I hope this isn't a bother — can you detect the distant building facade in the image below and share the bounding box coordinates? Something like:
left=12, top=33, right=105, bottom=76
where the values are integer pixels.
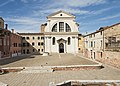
left=43, top=10, right=79, bottom=54
left=84, top=29, right=104, bottom=59
left=0, top=17, right=11, bottom=59
left=78, top=34, right=84, bottom=53
left=10, top=29, right=22, bottom=57
left=84, top=23, right=120, bottom=60
left=19, top=33, right=44, bottom=54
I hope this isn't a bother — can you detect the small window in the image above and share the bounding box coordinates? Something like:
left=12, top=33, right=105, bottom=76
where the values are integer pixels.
left=41, top=37, right=44, bottom=40
left=94, top=41, right=95, bottom=47
left=60, top=14, right=62, bottom=16
left=91, top=41, right=93, bottom=47
left=101, top=52, right=102, bottom=58
left=68, top=37, right=71, bottom=45
left=26, top=37, right=29, bottom=40
left=52, top=37, right=55, bottom=45
left=79, top=48, right=81, bottom=50
left=33, top=49, right=35, bottom=52
left=27, top=43, right=29, bottom=47
left=23, top=43, right=26, bottom=47
left=78, top=38, right=81, bottom=40
left=38, top=42, right=40, bottom=46
left=22, top=37, right=25, bottom=39
left=38, top=49, right=40, bottom=51
left=32, top=42, right=35, bottom=46
left=38, top=37, right=40, bottom=40
left=101, top=31, right=102, bottom=35
left=42, top=49, right=43, bottom=52
left=33, top=37, right=34, bottom=39
left=41, top=42, right=44, bottom=45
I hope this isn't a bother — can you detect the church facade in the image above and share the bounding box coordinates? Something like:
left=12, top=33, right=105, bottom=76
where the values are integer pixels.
left=43, top=10, right=79, bottom=54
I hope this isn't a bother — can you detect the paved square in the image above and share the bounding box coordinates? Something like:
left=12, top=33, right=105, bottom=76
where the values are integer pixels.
left=0, top=54, right=120, bottom=86
left=0, top=53, right=97, bottom=67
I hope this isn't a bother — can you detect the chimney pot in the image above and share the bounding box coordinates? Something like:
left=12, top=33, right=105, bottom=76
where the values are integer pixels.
left=11, top=29, right=14, bottom=33
left=5, top=24, right=8, bottom=29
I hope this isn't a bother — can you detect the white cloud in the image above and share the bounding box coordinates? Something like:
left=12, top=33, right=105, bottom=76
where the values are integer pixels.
left=21, top=0, right=28, bottom=3
left=0, top=0, right=14, bottom=7
left=52, top=0, right=106, bottom=7
left=33, top=8, right=90, bottom=17
left=5, top=16, right=45, bottom=32
left=5, top=17, right=41, bottom=25
left=99, top=13, right=120, bottom=21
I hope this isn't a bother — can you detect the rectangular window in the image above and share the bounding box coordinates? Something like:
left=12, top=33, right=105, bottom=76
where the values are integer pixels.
left=26, top=37, right=29, bottom=40
left=38, top=42, right=40, bottom=46
left=33, top=49, right=35, bottom=52
left=41, top=37, right=44, bottom=40
left=94, top=41, right=95, bottom=47
left=91, top=41, right=93, bottom=47
left=41, top=42, right=44, bottom=45
left=101, top=40, right=102, bottom=47
left=59, top=22, right=64, bottom=32
left=33, top=37, right=35, bottom=40
left=23, top=43, right=26, bottom=47
left=101, top=31, right=102, bottom=35
left=32, top=42, right=35, bottom=46
left=38, top=49, right=40, bottom=51
left=38, top=37, right=40, bottom=40
left=27, top=43, right=29, bottom=47
left=22, top=37, right=25, bottom=40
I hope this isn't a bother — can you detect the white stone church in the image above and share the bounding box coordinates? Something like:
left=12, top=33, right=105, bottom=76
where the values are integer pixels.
left=43, top=10, right=79, bottom=54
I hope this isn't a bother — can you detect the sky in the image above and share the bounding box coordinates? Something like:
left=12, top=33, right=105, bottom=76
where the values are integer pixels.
left=0, top=0, right=120, bottom=34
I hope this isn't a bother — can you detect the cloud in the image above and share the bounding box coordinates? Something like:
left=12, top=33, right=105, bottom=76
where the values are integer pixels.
left=52, top=0, right=106, bottom=7
left=21, top=0, right=28, bottom=3
left=5, top=17, right=41, bottom=25
left=0, top=0, right=14, bottom=7
left=5, top=16, right=45, bottom=32
left=33, top=8, right=90, bottom=17
left=99, top=13, right=120, bottom=21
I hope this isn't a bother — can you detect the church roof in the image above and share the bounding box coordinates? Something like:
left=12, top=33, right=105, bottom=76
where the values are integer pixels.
left=47, top=10, right=75, bottom=18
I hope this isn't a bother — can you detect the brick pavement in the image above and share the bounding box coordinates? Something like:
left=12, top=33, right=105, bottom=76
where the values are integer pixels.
left=0, top=53, right=97, bottom=67
left=0, top=53, right=120, bottom=86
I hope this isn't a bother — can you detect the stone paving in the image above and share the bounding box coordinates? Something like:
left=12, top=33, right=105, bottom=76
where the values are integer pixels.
left=0, top=53, right=120, bottom=86
left=0, top=53, right=97, bottom=67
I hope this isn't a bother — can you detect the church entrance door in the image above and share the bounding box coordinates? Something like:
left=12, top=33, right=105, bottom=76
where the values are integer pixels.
left=59, top=43, right=64, bottom=53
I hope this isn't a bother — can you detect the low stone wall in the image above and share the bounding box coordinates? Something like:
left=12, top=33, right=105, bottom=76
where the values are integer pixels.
left=52, top=65, right=103, bottom=71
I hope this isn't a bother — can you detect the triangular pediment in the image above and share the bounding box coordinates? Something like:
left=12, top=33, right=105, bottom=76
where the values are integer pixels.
left=47, top=10, right=75, bottom=18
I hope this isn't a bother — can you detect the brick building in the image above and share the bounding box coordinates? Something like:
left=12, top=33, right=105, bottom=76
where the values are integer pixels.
left=0, top=17, right=11, bottom=59
left=10, top=29, right=22, bottom=57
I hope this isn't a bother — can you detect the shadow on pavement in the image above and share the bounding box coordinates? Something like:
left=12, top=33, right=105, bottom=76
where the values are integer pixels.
left=0, top=54, right=33, bottom=66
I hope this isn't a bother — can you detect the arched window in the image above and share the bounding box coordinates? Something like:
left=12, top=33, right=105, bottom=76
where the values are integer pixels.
left=52, top=23, right=57, bottom=32
left=59, top=22, right=64, bottom=32
left=66, top=23, right=71, bottom=32
left=52, top=37, right=55, bottom=45
left=68, top=37, right=71, bottom=45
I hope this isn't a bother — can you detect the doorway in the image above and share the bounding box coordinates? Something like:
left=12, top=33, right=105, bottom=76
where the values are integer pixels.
left=59, top=43, right=64, bottom=53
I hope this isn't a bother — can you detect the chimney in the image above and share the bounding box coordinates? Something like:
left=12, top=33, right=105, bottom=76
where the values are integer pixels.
left=11, top=29, right=14, bottom=33
left=5, top=24, right=8, bottom=29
